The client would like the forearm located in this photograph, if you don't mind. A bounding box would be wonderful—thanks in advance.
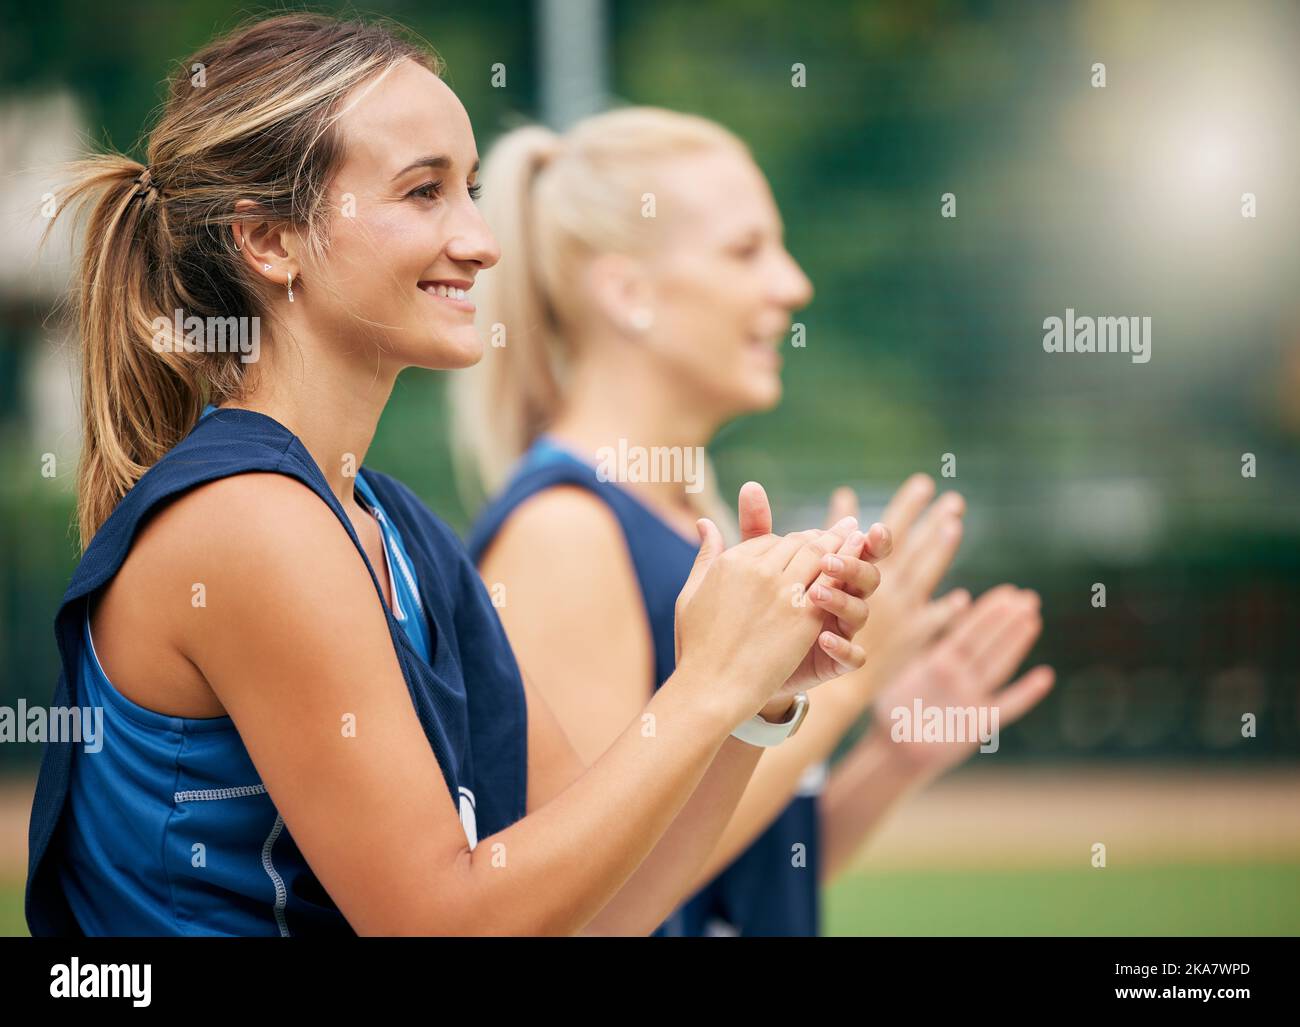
[688,677,868,891]
[818,729,934,885]
[446,665,735,935]
[580,727,766,935]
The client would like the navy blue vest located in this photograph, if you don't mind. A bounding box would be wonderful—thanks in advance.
[26,406,529,935]
[467,437,821,937]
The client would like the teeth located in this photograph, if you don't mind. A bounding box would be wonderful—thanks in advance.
[425,284,467,300]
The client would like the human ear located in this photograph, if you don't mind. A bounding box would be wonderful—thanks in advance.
[232,198,300,292]
[584,253,654,337]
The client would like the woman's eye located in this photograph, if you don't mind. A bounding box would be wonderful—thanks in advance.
[408,181,482,202]
[408,181,443,201]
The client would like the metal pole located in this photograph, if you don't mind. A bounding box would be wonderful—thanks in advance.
[537,0,609,129]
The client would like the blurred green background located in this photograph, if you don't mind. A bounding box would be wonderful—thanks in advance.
[1,0,1297,936]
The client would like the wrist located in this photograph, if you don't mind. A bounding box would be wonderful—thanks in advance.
[759,695,796,722]
[866,719,945,787]
[663,659,746,737]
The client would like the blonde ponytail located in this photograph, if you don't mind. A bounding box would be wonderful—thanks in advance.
[451,106,750,535]
[449,125,567,510]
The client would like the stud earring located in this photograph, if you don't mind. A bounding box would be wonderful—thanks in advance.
[628,307,653,332]
[262,263,272,272]
[287,272,294,303]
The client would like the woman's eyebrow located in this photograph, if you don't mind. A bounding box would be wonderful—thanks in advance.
[391,155,481,180]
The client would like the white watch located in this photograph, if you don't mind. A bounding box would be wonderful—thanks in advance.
[730,693,809,747]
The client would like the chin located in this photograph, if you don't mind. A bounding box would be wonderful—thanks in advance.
[419,328,484,370]
[738,372,783,413]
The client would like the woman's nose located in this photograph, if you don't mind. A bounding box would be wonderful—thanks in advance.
[447,200,501,270]
[778,253,813,309]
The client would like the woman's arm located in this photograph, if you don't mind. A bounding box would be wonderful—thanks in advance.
[164,472,853,935]
[484,484,876,933]
[480,486,656,769]
[520,664,790,934]
[818,728,934,884]
[820,585,1056,885]
[687,475,960,888]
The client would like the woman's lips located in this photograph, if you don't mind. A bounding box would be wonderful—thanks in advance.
[418,282,475,313]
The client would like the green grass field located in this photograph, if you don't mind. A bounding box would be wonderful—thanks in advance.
[825,862,1300,935]
[4,862,1296,936]
[1,883,22,937]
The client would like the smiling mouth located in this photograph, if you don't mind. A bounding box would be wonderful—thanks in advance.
[418,280,476,313]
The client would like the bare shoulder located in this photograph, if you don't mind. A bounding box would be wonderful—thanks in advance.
[122,472,347,615]
[94,472,376,716]
[485,485,626,565]
[142,471,338,562]
[478,483,651,670]
[480,484,642,593]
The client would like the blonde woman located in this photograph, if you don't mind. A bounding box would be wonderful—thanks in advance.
[455,109,1054,936]
[25,15,886,936]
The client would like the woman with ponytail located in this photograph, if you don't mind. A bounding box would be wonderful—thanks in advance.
[26,14,886,936]
[456,108,1055,936]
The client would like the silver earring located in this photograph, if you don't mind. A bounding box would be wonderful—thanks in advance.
[262,263,272,272]
[628,307,653,332]
[287,272,294,303]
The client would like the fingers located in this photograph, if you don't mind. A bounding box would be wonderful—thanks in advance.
[810,521,884,594]
[940,584,1020,662]
[817,629,866,673]
[879,473,935,550]
[737,481,773,542]
[806,523,890,636]
[971,591,1043,686]
[991,665,1055,725]
[764,517,857,574]
[758,529,822,573]
[824,486,860,529]
[678,517,727,603]
[808,578,869,630]
[911,587,971,646]
[861,521,892,562]
[816,547,882,602]
[906,510,963,598]
[892,491,965,593]
[780,518,858,582]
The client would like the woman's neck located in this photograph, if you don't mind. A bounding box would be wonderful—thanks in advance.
[545,353,723,531]
[220,344,397,509]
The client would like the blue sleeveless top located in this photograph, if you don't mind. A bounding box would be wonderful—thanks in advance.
[27,405,529,936]
[466,436,824,937]
[354,468,432,665]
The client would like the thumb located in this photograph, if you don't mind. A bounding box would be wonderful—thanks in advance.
[737,481,772,541]
[826,486,860,529]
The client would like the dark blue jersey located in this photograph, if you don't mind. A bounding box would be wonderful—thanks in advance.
[26,405,529,935]
[467,437,822,937]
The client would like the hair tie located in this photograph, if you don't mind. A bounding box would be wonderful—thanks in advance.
[129,167,161,205]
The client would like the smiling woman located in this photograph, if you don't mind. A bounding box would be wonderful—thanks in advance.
[25,11,883,937]
[264,56,496,372]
